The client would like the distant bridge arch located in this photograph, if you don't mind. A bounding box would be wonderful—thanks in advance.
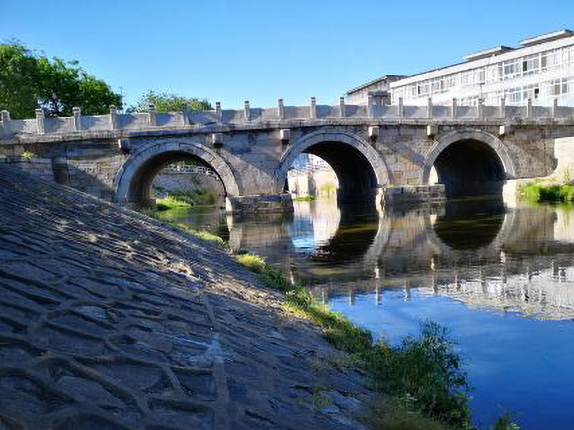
[113,139,240,206]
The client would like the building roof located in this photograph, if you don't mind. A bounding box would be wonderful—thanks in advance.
[346,75,407,95]
[520,29,574,47]
[463,46,515,62]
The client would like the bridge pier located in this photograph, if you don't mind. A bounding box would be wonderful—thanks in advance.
[382,184,446,207]
[226,193,293,214]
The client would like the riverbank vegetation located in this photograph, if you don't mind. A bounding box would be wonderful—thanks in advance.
[521,180,574,203]
[154,188,217,210]
[139,209,519,430]
[293,195,315,202]
[139,208,226,248]
[236,253,473,429]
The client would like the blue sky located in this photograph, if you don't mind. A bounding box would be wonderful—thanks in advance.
[2,0,573,109]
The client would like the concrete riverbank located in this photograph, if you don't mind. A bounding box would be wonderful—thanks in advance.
[0,165,372,430]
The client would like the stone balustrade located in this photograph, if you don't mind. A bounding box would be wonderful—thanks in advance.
[2,97,574,137]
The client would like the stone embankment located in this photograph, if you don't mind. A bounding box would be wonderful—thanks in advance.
[0,165,372,430]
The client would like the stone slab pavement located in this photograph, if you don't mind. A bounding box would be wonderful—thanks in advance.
[0,165,373,430]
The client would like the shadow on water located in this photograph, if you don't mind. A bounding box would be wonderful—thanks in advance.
[432,196,506,250]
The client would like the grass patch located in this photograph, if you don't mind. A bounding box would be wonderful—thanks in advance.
[363,396,458,430]
[520,181,574,203]
[236,254,480,429]
[155,196,193,211]
[293,195,315,202]
[235,253,267,273]
[139,208,226,248]
[154,188,216,206]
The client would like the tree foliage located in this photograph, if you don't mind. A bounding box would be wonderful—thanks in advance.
[0,41,122,119]
[129,90,212,113]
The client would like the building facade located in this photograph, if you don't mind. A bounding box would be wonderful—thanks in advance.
[347,30,574,107]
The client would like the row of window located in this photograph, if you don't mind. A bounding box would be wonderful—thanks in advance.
[454,77,574,106]
[392,44,574,101]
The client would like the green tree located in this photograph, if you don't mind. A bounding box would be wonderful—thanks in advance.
[0,40,122,118]
[129,90,212,113]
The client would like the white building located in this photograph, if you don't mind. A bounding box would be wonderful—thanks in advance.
[347,29,574,107]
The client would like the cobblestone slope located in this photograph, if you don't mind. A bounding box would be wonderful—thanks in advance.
[0,165,371,430]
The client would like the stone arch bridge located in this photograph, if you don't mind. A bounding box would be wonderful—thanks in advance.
[1,98,573,212]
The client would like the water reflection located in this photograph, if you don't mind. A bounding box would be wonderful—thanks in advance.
[163,197,574,429]
[165,198,574,320]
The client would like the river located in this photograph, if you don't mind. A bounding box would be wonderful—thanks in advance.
[161,197,574,430]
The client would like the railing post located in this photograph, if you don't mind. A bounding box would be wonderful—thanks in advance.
[552,98,558,118]
[367,94,374,118]
[500,97,506,118]
[278,98,285,120]
[339,96,346,118]
[148,104,157,126]
[427,97,433,118]
[181,103,190,125]
[398,97,404,118]
[109,105,118,130]
[244,100,251,121]
[310,97,317,119]
[451,98,457,119]
[35,108,45,135]
[1,110,11,134]
[477,98,484,119]
[526,99,533,119]
[215,102,222,121]
[72,107,82,131]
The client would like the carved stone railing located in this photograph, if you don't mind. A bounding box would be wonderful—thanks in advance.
[1,97,574,138]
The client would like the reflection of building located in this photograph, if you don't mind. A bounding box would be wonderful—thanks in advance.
[348,29,574,107]
[287,154,338,198]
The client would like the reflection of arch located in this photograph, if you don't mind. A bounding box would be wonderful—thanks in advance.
[423,129,516,197]
[275,129,389,199]
[113,140,240,205]
[424,202,515,254]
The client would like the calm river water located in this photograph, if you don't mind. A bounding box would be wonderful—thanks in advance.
[164,197,574,430]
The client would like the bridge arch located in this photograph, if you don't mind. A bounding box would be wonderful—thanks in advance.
[275,129,389,202]
[113,140,240,206]
[423,129,516,198]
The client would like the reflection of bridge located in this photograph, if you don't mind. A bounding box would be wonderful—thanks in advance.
[228,201,574,319]
[1,100,574,211]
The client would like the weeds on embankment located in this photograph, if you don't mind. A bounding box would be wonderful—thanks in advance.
[235,254,472,429]
[520,181,574,203]
[140,208,226,248]
[137,208,520,430]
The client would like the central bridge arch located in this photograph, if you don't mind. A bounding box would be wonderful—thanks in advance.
[113,139,240,206]
[275,129,389,203]
[423,129,516,198]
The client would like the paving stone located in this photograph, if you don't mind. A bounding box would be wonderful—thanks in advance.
[0,165,372,429]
